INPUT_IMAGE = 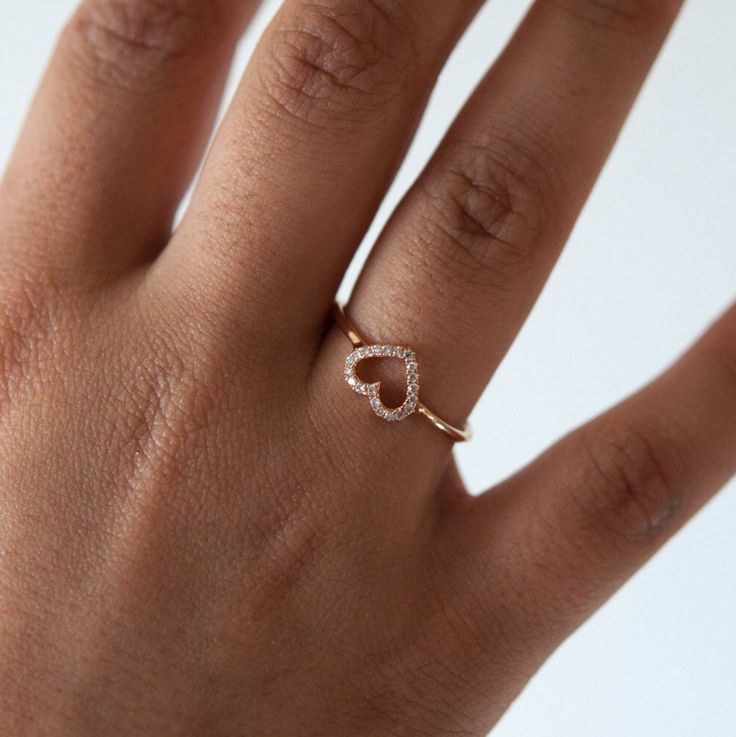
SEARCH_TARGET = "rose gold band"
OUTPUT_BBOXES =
[334,303,472,443]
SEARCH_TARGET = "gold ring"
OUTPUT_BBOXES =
[334,303,472,443]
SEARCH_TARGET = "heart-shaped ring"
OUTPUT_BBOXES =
[343,345,420,422]
[334,303,472,442]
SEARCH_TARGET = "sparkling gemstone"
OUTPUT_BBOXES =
[343,344,421,423]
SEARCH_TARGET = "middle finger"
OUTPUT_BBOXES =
[157,0,486,346]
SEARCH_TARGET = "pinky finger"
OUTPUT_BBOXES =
[462,301,736,647]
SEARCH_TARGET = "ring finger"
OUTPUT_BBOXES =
[331,0,683,457]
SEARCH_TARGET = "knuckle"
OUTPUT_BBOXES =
[249,498,333,602]
[415,137,556,291]
[576,422,684,542]
[258,0,415,128]
[64,0,221,87]
[112,329,220,489]
[568,0,681,36]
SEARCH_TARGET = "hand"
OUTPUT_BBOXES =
[0,0,733,734]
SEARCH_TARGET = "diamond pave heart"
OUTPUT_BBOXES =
[344,344,420,422]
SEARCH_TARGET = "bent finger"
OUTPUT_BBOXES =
[465,301,736,664]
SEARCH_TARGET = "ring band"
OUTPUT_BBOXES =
[334,303,472,443]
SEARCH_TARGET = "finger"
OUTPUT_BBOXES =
[0,0,259,279]
[157,0,485,343]
[446,304,736,723]
[340,0,683,439]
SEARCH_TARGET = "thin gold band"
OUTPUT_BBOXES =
[334,303,472,443]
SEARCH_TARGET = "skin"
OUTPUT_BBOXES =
[0,0,733,734]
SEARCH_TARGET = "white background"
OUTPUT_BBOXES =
[1,1,735,735]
